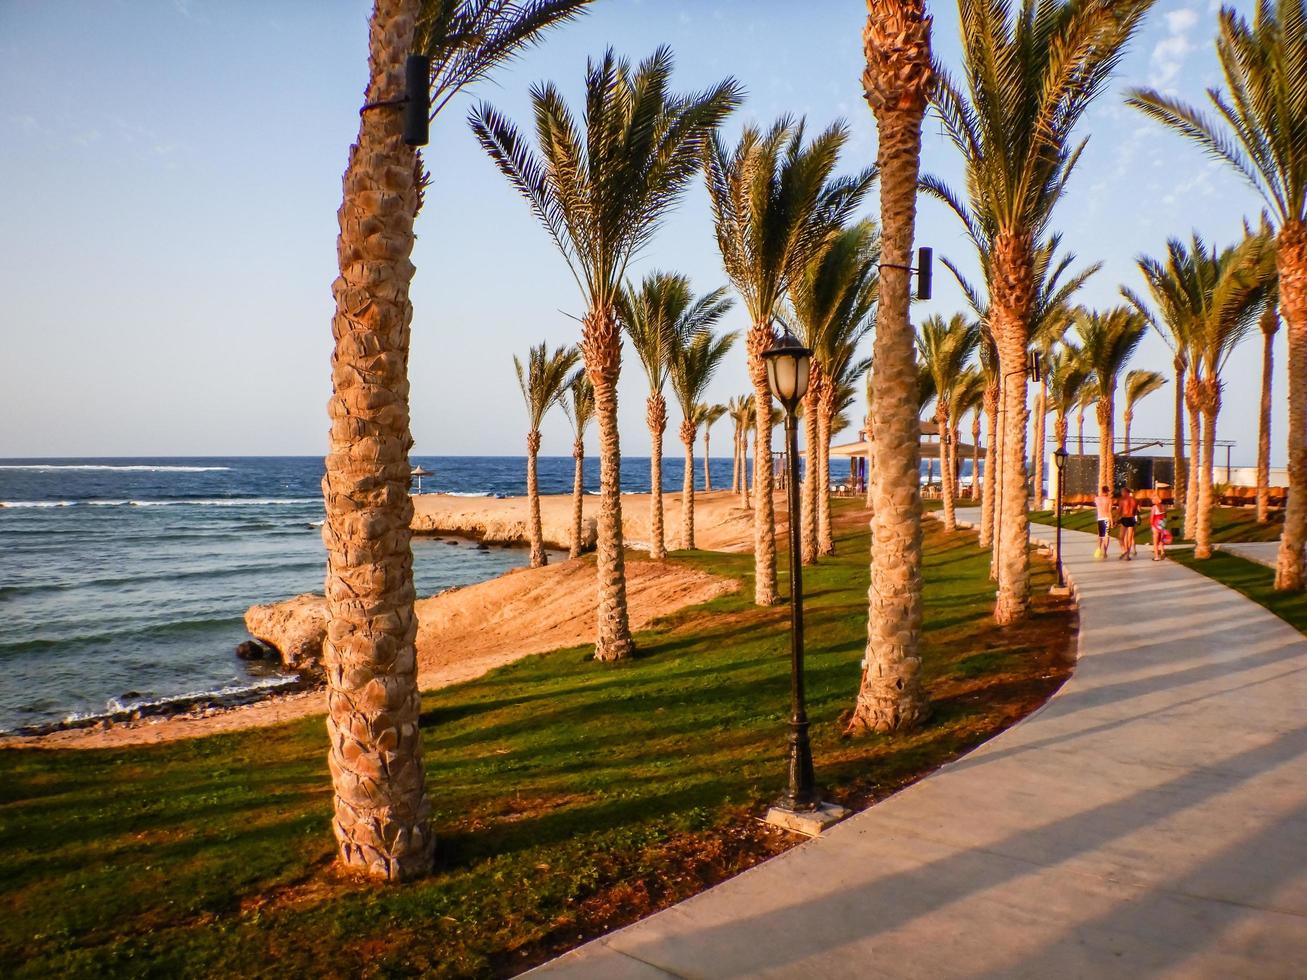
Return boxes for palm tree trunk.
[1097,393,1115,492]
[1077,404,1086,456]
[991,230,1034,626]
[971,410,982,501]
[570,438,585,559]
[1195,382,1220,559]
[1258,305,1278,524]
[743,425,753,507]
[647,393,667,562]
[681,424,696,550]
[583,305,634,661]
[1032,382,1046,508]
[817,396,835,555]
[747,323,779,605]
[1124,408,1134,455]
[1278,223,1307,590]
[801,387,820,564]
[938,408,957,531]
[526,430,546,567]
[864,413,875,508]
[980,385,998,549]
[322,0,432,882]
[850,0,931,734]
[1172,356,1187,506]
[1185,378,1201,541]
[704,429,712,491]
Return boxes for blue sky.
[0,0,1285,465]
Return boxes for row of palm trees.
[323,0,1307,882]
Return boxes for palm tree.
[619,273,732,560]
[472,48,741,659]
[705,118,873,604]
[1128,1,1307,588]
[324,0,592,882]
[1046,343,1092,458]
[1076,385,1093,458]
[918,314,982,530]
[1075,307,1148,492]
[515,343,580,568]
[951,368,986,502]
[786,219,879,563]
[670,332,737,549]
[1127,232,1276,548]
[850,0,931,735]
[561,368,595,559]
[819,347,872,554]
[1122,370,1167,453]
[929,0,1151,623]
[727,394,752,504]
[701,403,728,491]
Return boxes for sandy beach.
[6,492,747,750]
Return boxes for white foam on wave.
[446,491,493,497]
[46,675,304,729]
[0,464,231,472]
[0,500,75,508]
[2,498,320,509]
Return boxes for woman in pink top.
[1150,498,1169,561]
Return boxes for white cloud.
[1150,6,1201,89]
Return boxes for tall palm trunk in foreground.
[801,376,822,564]
[1173,354,1188,506]
[850,0,931,734]
[323,0,431,882]
[979,376,999,547]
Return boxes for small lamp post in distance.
[762,326,850,836]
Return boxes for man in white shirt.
[1094,485,1114,559]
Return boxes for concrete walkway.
[533,510,1307,978]
[1217,541,1280,571]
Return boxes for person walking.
[1095,485,1114,560]
[1118,485,1140,560]
[1150,496,1170,561]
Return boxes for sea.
[0,454,750,734]
[0,453,972,734]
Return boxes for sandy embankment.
[411,489,765,553]
[11,493,749,750]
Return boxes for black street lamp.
[762,327,819,813]
[1053,447,1068,589]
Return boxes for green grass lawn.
[0,501,1073,979]
[1172,549,1307,636]
[1029,506,1283,545]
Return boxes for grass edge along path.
[0,500,1074,979]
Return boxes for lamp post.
[1053,447,1068,590]
[762,327,819,814]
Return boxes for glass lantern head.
[762,327,812,414]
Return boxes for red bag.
[1161,529,1174,545]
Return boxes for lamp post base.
[765,801,851,837]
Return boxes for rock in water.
[243,594,328,679]
[234,639,275,661]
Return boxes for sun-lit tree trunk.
[1096,391,1115,493]
[647,393,668,561]
[936,403,957,530]
[817,393,836,555]
[865,411,875,508]
[1185,377,1202,541]
[1195,379,1220,559]
[526,430,546,567]
[991,229,1034,626]
[322,0,432,882]
[569,436,585,559]
[680,420,697,549]
[744,424,753,507]
[801,381,821,564]
[1278,223,1307,589]
[1032,380,1047,508]
[703,429,712,490]
[1076,402,1086,457]
[850,0,931,734]
[584,305,634,660]
[980,383,998,549]
[747,325,779,604]
[1258,303,1279,523]
[1173,354,1187,508]
[1123,405,1135,454]
[971,409,982,501]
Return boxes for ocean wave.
[0,500,76,508]
[1,497,320,509]
[0,615,247,655]
[0,464,231,472]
